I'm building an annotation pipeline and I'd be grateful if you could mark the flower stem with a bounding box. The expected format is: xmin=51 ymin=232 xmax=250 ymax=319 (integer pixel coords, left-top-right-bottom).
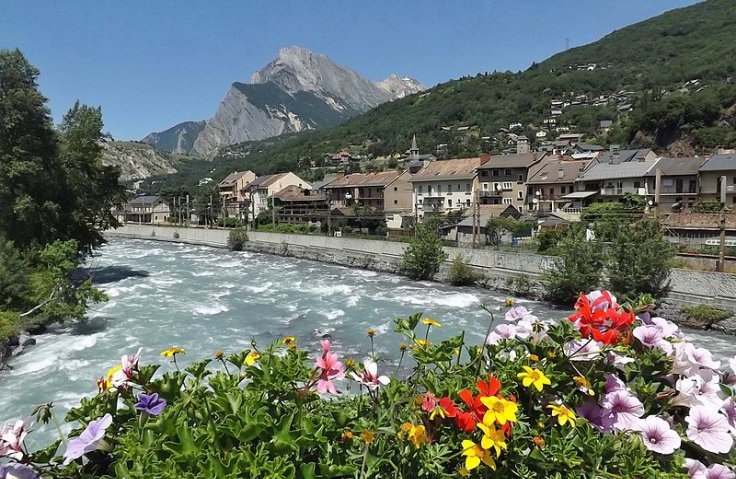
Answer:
xmin=50 ymin=409 xmax=67 ymax=446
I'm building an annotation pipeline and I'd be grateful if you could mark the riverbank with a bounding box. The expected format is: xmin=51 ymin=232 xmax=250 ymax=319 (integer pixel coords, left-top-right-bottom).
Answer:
xmin=107 ymin=224 xmax=736 ymax=334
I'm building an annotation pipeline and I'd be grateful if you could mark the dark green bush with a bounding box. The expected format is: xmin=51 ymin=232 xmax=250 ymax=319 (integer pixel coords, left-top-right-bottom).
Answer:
xmin=447 ymin=254 xmax=477 ymax=286
xmin=680 ymin=304 xmax=732 ymax=327
xmin=227 ymin=228 xmax=249 ymax=251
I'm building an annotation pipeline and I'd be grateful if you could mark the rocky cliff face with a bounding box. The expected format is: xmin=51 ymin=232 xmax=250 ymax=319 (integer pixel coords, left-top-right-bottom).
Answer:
xmin=149 ymin=46 xmax=424 ymax=157
xmin=141 ymin=121 xmax=205 ymax=154
xmin=101 ymin=141 xmax=185 ymax=182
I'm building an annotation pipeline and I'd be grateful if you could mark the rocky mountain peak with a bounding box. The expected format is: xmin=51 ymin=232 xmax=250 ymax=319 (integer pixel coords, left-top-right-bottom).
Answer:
xmin=376 ymin=74 xmax=425 ymax=99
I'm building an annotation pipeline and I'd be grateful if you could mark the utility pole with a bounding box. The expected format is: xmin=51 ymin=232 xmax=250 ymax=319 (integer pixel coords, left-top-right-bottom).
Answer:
xmin=718 ymin=175 xmax=727 ymax=272
xmin=471 ymin=193 xmax=479 ymax=248
xmin=186 ymin=194 xmax=190 ymax=226
xmin=271 ymin=196 xmax=276 ymax=227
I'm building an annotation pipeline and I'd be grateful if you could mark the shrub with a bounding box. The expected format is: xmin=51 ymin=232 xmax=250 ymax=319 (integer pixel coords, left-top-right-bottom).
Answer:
xmin=400 ymin=219 xmax=447 ymax=280
xmin=448 ymin=254 xmax=477 ymax=286
xmin=680 ymin=304 xmax=732 ymax=327
xmin=0 ymin=311 xmax=20 ymax=342
xmin=5 ymin=292 xmax=733 ymax=478
xmin=217 ymin=217 xmax=243 ymax=228
xmin=227 ymin=227 xmax=248 ymax=251
xmin=513 ymin=273 xmax=532 ymax=295
xmin=542 ymin=224 xmax=604 ymax=303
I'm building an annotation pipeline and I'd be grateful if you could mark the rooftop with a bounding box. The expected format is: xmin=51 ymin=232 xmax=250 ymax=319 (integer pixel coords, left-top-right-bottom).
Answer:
xmin=247 ymin=173 xmax=288 ymax=189
xmin=456 ymin=204 xmax=521 ymax=227
xmin=327 ymin=170 xmax=405 ymax=188
xmin=411 ymin=157 xmax=487 ymax=182
xmin=699 ymin=154 xmax=736 ymax=172
xmin=645 ymin=157 xmax=704 ymax=177
xmin=662 ymin=212 xmax=736 ymax=231
xmin=476 ymin=152 xmax=546 ymax=169
xmin=593 ymin=149 xmax=653 ymax=165
xmin=526 ymin=156 xmax=587 ymax=185
xmin=579 ymin=159 xmax=658 ymax=182
xmin=273 ymin=185 xmax=325 ymax=203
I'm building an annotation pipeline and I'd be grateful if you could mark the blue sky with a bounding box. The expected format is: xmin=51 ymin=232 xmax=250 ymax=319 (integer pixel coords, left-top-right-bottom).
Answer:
xmin=2 ymin=0 xmax=699 ymax=140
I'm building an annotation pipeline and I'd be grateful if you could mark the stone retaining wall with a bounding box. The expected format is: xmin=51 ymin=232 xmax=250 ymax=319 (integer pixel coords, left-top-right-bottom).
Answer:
xmin=107 ymin=225 xmax=736 ymax=314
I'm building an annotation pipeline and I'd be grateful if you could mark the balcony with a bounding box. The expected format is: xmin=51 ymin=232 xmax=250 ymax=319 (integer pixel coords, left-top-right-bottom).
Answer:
xmin=477 ymin=190 xmax=503 ymax=197
xmin=600 ymin=187 xmax=646 ymax=196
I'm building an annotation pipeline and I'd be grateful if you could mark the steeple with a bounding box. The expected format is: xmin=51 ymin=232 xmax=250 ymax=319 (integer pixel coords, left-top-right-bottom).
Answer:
xmin=410 ymin=134 xmax=419 ymax=159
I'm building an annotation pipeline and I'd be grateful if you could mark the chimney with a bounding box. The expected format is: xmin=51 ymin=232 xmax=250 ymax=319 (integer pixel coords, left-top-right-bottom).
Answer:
xmin=558 ymin=168 xmax=564 ymax=179
xmin=480 ymin=153 xmax=491 ymax=165
xmin=611 ymin=150 xmax=620 ymax=165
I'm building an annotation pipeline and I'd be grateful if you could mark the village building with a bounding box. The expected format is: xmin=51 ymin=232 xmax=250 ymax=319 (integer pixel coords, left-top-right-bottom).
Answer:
xmin=218 ymin=170 xmax=256 ymax=218
xmin=698 ymin=154 xmax=736 ymax=205
xmin=444 ymin=204 xmax=522 ymax=245
xmin=403 ymin=134 xmax=436 ymax=173
xmin=272 ymin=185 xmax=328 ymax=225
xmin=410 ymin=156 xmax=489 ymax=220
xmin=118 ymin=195 xmax=170 ymax=225
xmin=244 ymin=172 xmax=311 ymax=224
xmin=645 ymin=157 xmax=702 ymax=212
xmin=575 ymin=156 xmax=657 ymax=201
xmin=526 ymin=156 xmax=588 ymax=213
xmin=662 ymin=212 xmax=736 ymax=247
xmin=475 ymin=152 xmax=547 ymax=212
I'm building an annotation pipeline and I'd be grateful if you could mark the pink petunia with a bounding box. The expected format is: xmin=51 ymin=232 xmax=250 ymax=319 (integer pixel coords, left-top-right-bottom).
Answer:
xmin=635 ymin=415 xmax=681 ymax=455
xmin=671 ymin=370 xmax=725 ymax=409
xmin=600 ymin=390 xmax=644 ymax=431
xmin=0 ymin=417 xmax=32 ymax=460
xmin=486 ymin=323 xmax=517 ymax=345
xmin=632 ymin=324 xmax=673 ymax=355
xmin=504 ymin=305 xmax=529 ymax=322
xmin=702 ymin=464 xmax=736 ymax=479
xmin=685 ymin=405 xmax=734 ymax=454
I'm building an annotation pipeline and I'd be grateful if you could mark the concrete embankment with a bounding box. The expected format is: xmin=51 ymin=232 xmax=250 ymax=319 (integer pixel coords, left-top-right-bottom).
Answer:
xmin=107 ymin=225 xmax=736 ymax=332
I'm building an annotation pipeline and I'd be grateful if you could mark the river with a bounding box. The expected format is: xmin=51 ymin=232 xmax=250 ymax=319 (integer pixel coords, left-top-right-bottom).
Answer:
xmin=2 ymin=238 xmax=735 ymax=447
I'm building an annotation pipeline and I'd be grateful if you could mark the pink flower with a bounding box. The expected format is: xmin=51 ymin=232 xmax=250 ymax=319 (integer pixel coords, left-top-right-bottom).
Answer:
xmin=650 ymin=317 xmax=680 ymax=339
xmin=632 ymin=324 xmax=673 ymax=355
xmin=504 ymin=305 xmax=529 ymax=322
xmin=314 ymin=340 xmax=344 ymax=395
xmin=604 ymin=373 xmax=627 ymax=394
xmin=686 ymin=458 xmax=707 ymax=478
xmin=577 ymin=399 xmax=610 ymax=432
xmin=112 ymin=347 xmax=143 ymax=387
xmin=671 ymin=371 xmax=725 ymax=409
xmin=486 ymin=324 xmax=516 ymax=345
xmin=688 ymin=461 xmax=736 ymax=479
xmin=0 ymin=418 xmax=32 ymax=460
xmin=685 ymin=405 xmax=734 ymax=454
xmin=421 ymin=392 xmax=438 ymax=413
xmin=586 ymin=290 xmax=618 ymax=310
xmin=730 ymin=356 xmax=736 ymax=375
xmin=563 ymin=339 xmax=601 ymax=361
xmin=601 ymin=390 xmax=644 ymax=431
xmin=350 ymin=358 xmax=389 ymax=389
xmin=605 ymin=351 xmax=635 ymax=370
xmin=635 ymin=415 xmax=681 ymax=455
xmin=721 ymin=397 xmax=736 ymax=433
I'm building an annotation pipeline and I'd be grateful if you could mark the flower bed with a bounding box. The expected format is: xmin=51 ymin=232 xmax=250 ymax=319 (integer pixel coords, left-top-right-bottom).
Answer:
xmin=1 ymin=292 xmax=735 ymax=478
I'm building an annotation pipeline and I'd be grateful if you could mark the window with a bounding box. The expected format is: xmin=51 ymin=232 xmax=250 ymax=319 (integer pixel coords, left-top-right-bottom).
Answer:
xmin=457 ymin=184 xmax=461 ymax=191
xmin=483 ymin=183 xmax=489 ymax=190
xmin=448 ymin=199 xmax=452 ymax=207
xmin=518 ymin=191 xmax=524 ymax=200
xmin=394 ymin=200 xmax=398 ymax=205
xmin=418 ymin=185 xmax=423 ymax=193
xmin=633 ymin=181 xmax=641 ymax=189
xmin=549 ymin=188 xmax=554 ymax=196
xmin=504 ymin=169 xmax=512 ymax=176
xmin=466 ymin=183 xmax=471 ymax=192
xmin=689 ymin=180 xmax=697 ymax=193
xmin=492 ymin=169 xmax=500 ymax=177
xmin=481 ymin=170 xmax=489 ymax=178
xmin=466 ymin=199 xmax=471 ymax=207
xmin=437 ymin=185 xmax=442 ymax=194
xmin=394 ymin=187 xmax=397 ymax=191
xmin=428 ymin=186 xmax=433 ymax=194
xmin=502 ymin=198 xmax=513 ymax=205
xmin=518 ymin=174 xmax=524 ymax=182
xmin=502 ymin=182 xmax=513 ymax=190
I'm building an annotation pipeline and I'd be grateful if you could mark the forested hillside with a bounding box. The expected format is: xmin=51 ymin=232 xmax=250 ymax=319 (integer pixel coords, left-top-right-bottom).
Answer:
xmin=151 ymin=0 xmax=736 ymax=192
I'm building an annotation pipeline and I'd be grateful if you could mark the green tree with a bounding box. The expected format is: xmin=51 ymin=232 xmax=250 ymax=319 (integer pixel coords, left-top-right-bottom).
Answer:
xmin=0 ymin=238 xmax=30 ymax=310
xmin=581 ymin=202 xmax=629 ymax=243
xmin=607 ymin=217 xmax=675 ymax=300
xmin=542 ymin=224 xmax=605 ymax=303
xmin=485 ymin=217 xmax=516 ymax=246
xmin=400 ymin=219 xmax=447 ymax=280
xmin=0 ymin=49 xmax=62 ymax=248
xmin=57 ymin=102 xmax=127 ymax=253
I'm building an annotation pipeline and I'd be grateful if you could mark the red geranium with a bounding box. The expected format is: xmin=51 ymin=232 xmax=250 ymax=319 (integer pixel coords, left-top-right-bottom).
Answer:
xmin=568 ymin=292 xmax=634 ymax=345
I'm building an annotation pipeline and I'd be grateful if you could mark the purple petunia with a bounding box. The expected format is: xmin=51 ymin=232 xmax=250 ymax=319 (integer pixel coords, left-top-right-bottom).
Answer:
xmin=0 ymin=463 xmax=38 ymax=479
xmin=687 ymin=459 xmax=736 ymax=479
xmin=63 ymin=413 xmax=113 ymax=465
xmin=685 ymin=406 xmax=734 ymax=454
xmin=135 ymin=392 xmax=167 ymax=416
xmin=600 ymin=390 xmax=644 ymax=431
xmin=635 ymin=415 xmax=681 ymax=455
xmin=632 ymin=324 xmax=673 ymax=355
xmin=504 ymin=306 xmax=529 ymax=322
xmin=486 ymin=324 xmax=517 ymax=345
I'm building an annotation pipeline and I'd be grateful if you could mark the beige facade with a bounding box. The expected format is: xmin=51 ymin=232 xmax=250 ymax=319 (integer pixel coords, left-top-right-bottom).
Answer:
xmin=475 ymin=153 xmax=547 ymax=213
xmin=246 ymin=172 xmax=311 ymax=222
xmin=121 ymin=196 xmax=171 ymax=225
xmin=218 ymin=170 xmax=256 ymax=218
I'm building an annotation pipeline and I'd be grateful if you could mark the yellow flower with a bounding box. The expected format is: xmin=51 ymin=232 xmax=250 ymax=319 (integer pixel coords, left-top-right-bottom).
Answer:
xmin=548 ymin=403 xmax=577 ymax=427
xmin=480 ymin=396 xmax=518 ymax=426
xmin=413 ymin=339 xmax=428 ymax=351
xmin=214 ymin=351 xmax=224 ymax=360
xmin=98 ymin=364 xmax=121 ymax=391
xmin=244 ymin=350 xmax=261 ymax=366
xmin=528 ymin=353 xmax=539 ymax=362
xmin=505 ymin=297 xmax=514 ymax=307
xmin=406 ymin=424 xmax=427 ymax=448
xmin=459 ymin=466 xmax=469 ymax=477
xmin=517 ymin=366 xmax=551 ymax=392
xmin=367 ymin=328 xmax=376 ymax=338
xmin=476 ymin=422 xmax=507 ymax=457
xmin=429 ymin=405 xmax=446 ymax=421
xmin=400 ymin=422 xmax=413 ymax=437
xmin=532 ymin=435 xmax=545 ymax=448
xmin=344 ymin=357 xmax=356 ymax=369
xmin=283 ymin=336 xmax=297 ymax=349
xmin=161 ymin=346 xmax=185 ymax=358
xmin=422 ymin=318 xmax=441 ymax=328
xmin=341 ymin=430 xmax=353 ymax=442
xmin=399 ymin=342 xmax=408 ymax=352
xmin=460 ymin=440 xmax=496 ymax=471
xmin=573 ymin=375 xmax=594 ymax=396
xmin=361 ymin=430 xmax=375 ymax=444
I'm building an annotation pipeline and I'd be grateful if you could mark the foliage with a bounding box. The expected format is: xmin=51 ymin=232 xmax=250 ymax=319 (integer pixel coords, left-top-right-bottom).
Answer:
xmin=542 ymin=225 xmax=604 ymax=303
xmin=6 ymin=293 xmax=735 ymax=477
xmin=535 ymin=229 xmax=565 ymax=254
xmin=0 ymin=238 xmax=30 ymax=310
xmin=581 ymin=202 xmax=630 ymax=243
xmin=227 ymin=228 xmax=249 ymax=251
xmin=679 ymin=304 xmax=733 ymax=327
xmin=216 ymin=217 xmax=243 ymax=228
xmin=607 ymin=218 xmax=676 ymax=300
xmin=257 ymin=223 xmax=318 ymax=234
xmin=447 ymin=254 xmax=478 ymax=286
xmin=694 ymin=201 xmax=730 ymax=213
xmin=484 ymin=217 xmax=516 ymax=247
xmin=0 ymin=50 xmax=125 ymax=254
xmin=400 ymin=219 xmax=447 ymax=280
